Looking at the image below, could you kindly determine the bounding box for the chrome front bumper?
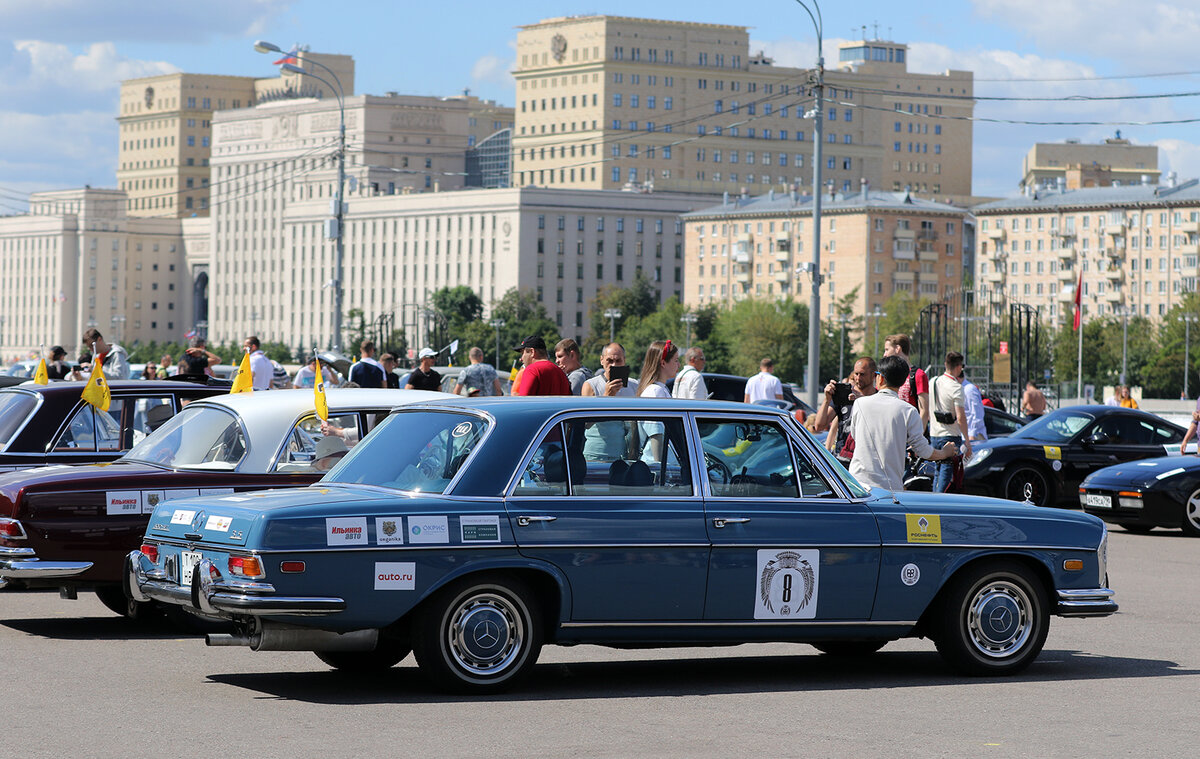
[0,546,92,587]
[125,551,345,617]
[1056,588,1118,617]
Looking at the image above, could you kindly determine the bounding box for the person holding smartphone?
[582,343,639,398]
[815,357,877,463]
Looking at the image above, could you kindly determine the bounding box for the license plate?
[1085,494,1112,508]
[180,551,203,586]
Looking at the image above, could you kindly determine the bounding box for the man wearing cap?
[406,348,443,391]
[513,336,571,396]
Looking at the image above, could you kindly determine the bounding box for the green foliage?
[445,288,560,370]
[875,291,930,347]
[711,298,805,381]
[431,286,485,330]
[584,270,660,359]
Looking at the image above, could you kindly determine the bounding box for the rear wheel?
[94,584,161,622]
[1003,464,1053,507]
[412,575,543,694]
[316,637,411,672]
[932,561,1049,676]
[811,640,887,657]
[1182,488,1200,537]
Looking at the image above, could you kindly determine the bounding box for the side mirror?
[1087,432,1111,446]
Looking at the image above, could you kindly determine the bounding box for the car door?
[505,413,709,621]
[1068,415,1169,488]
[698,415,881,621]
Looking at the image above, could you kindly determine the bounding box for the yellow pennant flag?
[508,359,520,383]
[33,358,49,385]
[313,356,329,421]
[230,351,253,394]
[81,359,110,411]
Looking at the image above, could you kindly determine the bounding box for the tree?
[819,286,863,382]
[876,291,930,346]
[452,288,560,371]
[584,270,659,358]
[710,298,805,382]
[432,286,484,331]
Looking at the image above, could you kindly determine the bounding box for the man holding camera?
[930,351,973,492]
[816,357,877,463]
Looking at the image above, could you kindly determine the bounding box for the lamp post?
[255,41,346,353]
[1183,313,1198,399]
[680,312,698,351]
[794,0,825,409]
[603,308,622,343]
[1119,304,1129,386]
[871,305,887,358]
[490,318,505,367]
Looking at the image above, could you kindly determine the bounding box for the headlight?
[965,447,992,468]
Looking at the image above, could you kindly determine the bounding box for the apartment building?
[682,188,968,329]
[974,179,1200,323]
[116,51,356,218]
[0,188,188,361]
[1021,137,1160,192]
[512,15,974,198]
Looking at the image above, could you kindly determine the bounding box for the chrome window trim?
[123,404,250,473]
[881,542,1098,552]
[504,409,703,500]
[147,537,518,554]
[0,389,44,453]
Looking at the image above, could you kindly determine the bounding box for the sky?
[3,0,1200,211]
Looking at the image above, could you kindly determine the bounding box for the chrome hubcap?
[966,580,1033,658]
[446,592,524,676]
[1186,490,1200,530]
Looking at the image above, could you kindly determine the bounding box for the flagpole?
[1076,312,1083,402]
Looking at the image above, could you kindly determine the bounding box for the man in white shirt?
[929,351,973,492]
[672,347,708,400]
[961,374,987,442]
[744,358,784,403]
[243,335,273,391]
[848,355,958,492]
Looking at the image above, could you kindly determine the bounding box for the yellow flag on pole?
[33,358,48,385]
[313,356,329,421]
[230,351,253,394]
[81,360,110,411]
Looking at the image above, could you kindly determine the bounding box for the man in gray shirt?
[554,338,592,395]
[453,347,503,396]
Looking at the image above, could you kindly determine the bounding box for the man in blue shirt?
[348,340,386,388]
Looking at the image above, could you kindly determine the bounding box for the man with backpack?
[883,333,929,428]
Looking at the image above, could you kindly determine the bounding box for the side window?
[54,400,125,452]
[514,423,569,496]
[699,419,835,498]
[565,417,691,495]
[1152,422,1183,444]
[131,396,174,446]
[1093,416,1154,445]
[275,412,363,472]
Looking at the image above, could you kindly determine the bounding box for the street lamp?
[871,305,887,358]
[1182,313,1198,399]
[256,41,346,353]
[490,318,506,367]
[793,0,825,409]
[680,312,698,351]
[603,308,622,343]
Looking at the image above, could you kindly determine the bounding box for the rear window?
[0,391,37,446]
[122,405,246,470]
[327,411,488,494]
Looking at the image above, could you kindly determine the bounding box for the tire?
[811,640,887,656]
[932,561,1050,676]
[94,585,161,622]
[1003,464,1053,507]
[1182,488,1200,537]
[411,575,543,694]
[316,638,411,673]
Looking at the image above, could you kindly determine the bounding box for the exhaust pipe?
[206,624,378,652]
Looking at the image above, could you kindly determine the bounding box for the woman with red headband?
[635,339,680,398]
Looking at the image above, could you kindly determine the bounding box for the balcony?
[776,246,791,261]
[918,228,939,241]
[984,227,1007,241]
[1056,267,1076,282]
[1055,245,1075,261]
[893,227,916,240]
[1104,222,1127,236]
[774,269,791,282]
[983,269,1006,284]
[1058,286,1077,302]
[1178,242,1200,255]
[918,248,939,262]
[892,246,915,260]
[1052,227,1076,239]
[774,238,791,254]
[892,270,916,283]
[1104,268,1124,283]
[1180,220,1200,234]
[735,270,750,284]
[732,250,751,265]
[737,233,752,245]
[1104,289,1124,304]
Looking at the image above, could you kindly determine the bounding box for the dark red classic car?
[0,388,441,619]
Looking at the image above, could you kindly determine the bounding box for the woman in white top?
[636,340,681,462]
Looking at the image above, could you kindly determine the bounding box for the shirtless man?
[1021,380,1047,421]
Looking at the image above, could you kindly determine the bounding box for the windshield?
[122,405,247,470]
[327,410,489,493]
[1014,411,1095,444]
[0,391,37,447]
[806,428,872,498]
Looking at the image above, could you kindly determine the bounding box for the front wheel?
[1003,464,1053,507]
[412,575,543,694]
[316,637,411,672]
[932,561,1049,676]
[1182,488,1200,537]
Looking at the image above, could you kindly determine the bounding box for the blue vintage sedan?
[128,398,1116,693]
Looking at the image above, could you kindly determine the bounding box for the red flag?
[274,55,299,65]
[1072,269,1083,331]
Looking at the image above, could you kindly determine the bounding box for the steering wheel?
[705,452,732,484]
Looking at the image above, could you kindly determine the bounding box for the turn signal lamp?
[228,555,264,579]
[1062,559,1084,571]
[1117,491,1144,509]
[139,544,159,563]
[0,518,27,539]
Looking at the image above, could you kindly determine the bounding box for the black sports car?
[1079,455,1200,536]
[962,405,1186,507]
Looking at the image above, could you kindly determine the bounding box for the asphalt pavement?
[2,527,1196,758]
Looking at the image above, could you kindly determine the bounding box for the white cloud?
[0,110,116,191]
[0,0,293,43]
[972,0,1200,68]
[470,54,514,89]
[11,41,177,93]
[1155,139,1200,181]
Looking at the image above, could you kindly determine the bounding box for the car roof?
[1,379,210,396]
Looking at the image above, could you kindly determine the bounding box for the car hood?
[1081,455,1200,490]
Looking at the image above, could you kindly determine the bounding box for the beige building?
[682,188,969,333]
[1021,137,1160,192]
[0,188,189,362]
[512,15,974,199]
[116,50,356,219]
[974,179,1200,323]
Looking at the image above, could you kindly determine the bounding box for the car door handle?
[516,515,557,527]
[712,517,751,528]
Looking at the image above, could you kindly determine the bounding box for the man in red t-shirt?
[883,333,929,428]
[513,336,571,396]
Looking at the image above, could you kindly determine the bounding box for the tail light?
[228,555,265,579]
[139,544,159,563]
[0,518,28,540]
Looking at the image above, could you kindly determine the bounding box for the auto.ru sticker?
[1042,446,1062,460]
[374,562,415,590]
[905,514,942,543]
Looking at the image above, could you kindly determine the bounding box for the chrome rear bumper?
[0,546,92,586]
[1056,588,1118,617]
[126,551,345,617]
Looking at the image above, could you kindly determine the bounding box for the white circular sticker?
[1051,460,1062,471]
[900,563,921,586]
[451,422,473,438]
